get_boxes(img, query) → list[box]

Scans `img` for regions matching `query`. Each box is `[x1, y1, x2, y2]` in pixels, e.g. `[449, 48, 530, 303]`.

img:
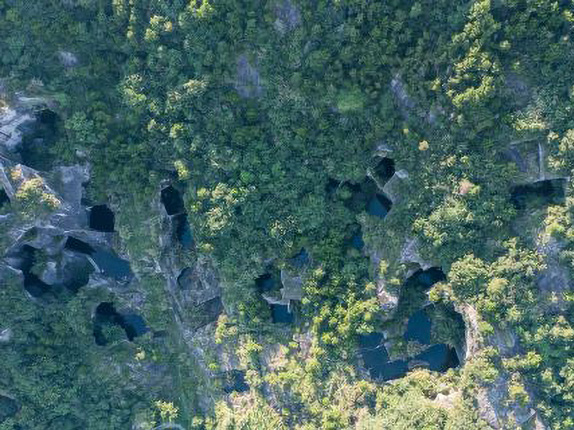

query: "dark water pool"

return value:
[271, 304, 294, 324]
[404, 309, 431, 345]
[161, 185, 185, 215]
[89, 205, 115, 232]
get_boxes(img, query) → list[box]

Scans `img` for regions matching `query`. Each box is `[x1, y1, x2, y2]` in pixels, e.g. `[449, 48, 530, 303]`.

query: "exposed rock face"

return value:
[381, 170, 408, 204]
[400, 238, 433, 271]
[235, 55, 263, 99]
[536, 235, 572, 311]
[0, 104, 34, 152]
[57, 51, 79, 68]
[390, 74, 416, 119]
[504, 139, 563, 184]
[0, 328, 12, 343]
[0, 95, 138, 301]
[454, 301, 546, 429]
[274, 0, 300, 34]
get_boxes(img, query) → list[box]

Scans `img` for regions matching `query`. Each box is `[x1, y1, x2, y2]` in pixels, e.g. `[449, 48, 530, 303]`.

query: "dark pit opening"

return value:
[404, 309, 431, 345]
[413, 344, 460, 372]
[65, 236, 131, 282]
[0, 395, 18, 421]
[367, 194, 393, 219]
[174, 214, 193, 250]
[290, 248, 310, 269]
[326, 178, 341, 196]
[61, 255, 94, 293]
[510, 178, 566, 209]
[396, 267, 446, 320]
[161, 185, 185, 215]
[348, 224, 365, 251]
[358, 333, 408, 381]
[345, 179, 393, 219]
[271, 304, 294, 324]
[177, 267, 193, 290]
[89, 205, 115, 232]
[64, 236, 94, 254]
[222, 370, 250, 393]
[0, 188, 9, 209]
[93, 302, 148, 346]
[190, 297, 224, 329]
[8, 245, 53, 298]
[410, 267, 446, 289]
[373, 157, 395, 184]
[19, 108, 60, 171]
[90, 249, 132, 282]
[256, 273, 276, 293]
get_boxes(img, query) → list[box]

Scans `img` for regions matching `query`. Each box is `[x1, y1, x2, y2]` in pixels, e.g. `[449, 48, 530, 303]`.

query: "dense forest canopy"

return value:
[1, 0, 574, 429]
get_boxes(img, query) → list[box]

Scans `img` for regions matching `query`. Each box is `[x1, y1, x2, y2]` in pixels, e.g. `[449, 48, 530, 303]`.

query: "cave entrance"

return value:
[510, 178, 566, 210]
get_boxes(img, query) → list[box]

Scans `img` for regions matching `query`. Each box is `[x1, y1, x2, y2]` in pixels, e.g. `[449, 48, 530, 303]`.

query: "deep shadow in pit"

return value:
[6, 245, 53, 298]
[222, 370, 250, 393]
[65, 236, 132, 282]
[413, 344, 460, 372]
[510, 178, 566, 210]
[0, 187, 9, 211]
[348, 224, 365, 251]
[395, 267, 446, 319]
[161, 185, 185, 215]
[348, 179, 393, 219]
[173, 214, 194, 250]
[271, 304, 295, 324]
[8, 243, 95, 297]
[89, 204, 115, 232]
[93, 302, 149, 346]
[372, 157, 395, 184]
[358, 333, 408, 381]
[18, 108, 60, 171]
[0, 395, 18, 422]
[188, 297, 224, 330]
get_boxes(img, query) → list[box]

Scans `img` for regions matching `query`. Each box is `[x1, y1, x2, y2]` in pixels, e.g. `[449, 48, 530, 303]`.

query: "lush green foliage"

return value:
[2, 0, 574, 428]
